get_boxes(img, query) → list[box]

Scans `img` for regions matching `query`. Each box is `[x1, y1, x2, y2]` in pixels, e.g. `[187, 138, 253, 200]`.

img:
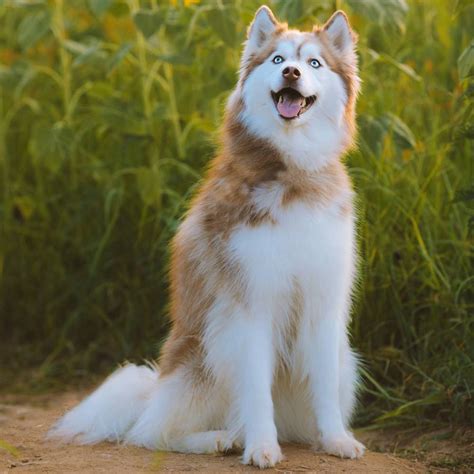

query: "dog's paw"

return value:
[320, 432, 365, 459]
[242, 441, 284, 468]
[216, 432, 242, 453]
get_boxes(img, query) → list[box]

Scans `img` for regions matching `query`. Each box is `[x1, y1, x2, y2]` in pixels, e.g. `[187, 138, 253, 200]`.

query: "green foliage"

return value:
[458, 41, 474, 79]
[0, 0, 472, 426]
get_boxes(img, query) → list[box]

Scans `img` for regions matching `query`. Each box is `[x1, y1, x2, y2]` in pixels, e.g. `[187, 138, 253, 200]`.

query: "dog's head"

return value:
[229, 6, 360, 169]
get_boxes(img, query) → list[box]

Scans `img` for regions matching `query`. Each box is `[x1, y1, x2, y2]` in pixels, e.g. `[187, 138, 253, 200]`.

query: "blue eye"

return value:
[272, 55, 284, 64]
[310, 58, 322, 69]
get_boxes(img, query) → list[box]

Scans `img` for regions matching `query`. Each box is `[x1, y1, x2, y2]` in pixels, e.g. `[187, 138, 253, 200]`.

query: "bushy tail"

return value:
[48, 363, 159, 444]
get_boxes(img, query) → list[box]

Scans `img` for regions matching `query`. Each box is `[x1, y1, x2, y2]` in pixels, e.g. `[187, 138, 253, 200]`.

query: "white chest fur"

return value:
[228, 200, 356, 313]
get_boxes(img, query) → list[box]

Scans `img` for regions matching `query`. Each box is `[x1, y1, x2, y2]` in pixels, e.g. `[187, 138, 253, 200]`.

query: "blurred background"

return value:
[0, 0, 472, 429]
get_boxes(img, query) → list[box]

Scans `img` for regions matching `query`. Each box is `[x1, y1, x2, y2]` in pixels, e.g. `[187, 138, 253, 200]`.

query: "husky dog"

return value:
[50, 6, 364, 468]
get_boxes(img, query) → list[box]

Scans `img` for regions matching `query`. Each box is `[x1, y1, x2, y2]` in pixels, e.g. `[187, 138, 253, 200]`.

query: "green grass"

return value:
[0, 0, 472, 427]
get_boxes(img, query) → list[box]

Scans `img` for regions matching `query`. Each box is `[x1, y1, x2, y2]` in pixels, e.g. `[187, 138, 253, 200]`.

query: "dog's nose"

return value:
[282, 66, 301, 82]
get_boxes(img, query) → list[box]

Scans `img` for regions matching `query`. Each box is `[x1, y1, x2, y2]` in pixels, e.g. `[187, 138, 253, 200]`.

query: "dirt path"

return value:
[0, 391, 450, 473]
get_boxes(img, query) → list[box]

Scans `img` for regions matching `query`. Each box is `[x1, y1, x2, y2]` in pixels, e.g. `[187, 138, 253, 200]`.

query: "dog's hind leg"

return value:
[125, 366, 225, 450]
[168, 430, 241, 454]
[124, 369, 186, 449]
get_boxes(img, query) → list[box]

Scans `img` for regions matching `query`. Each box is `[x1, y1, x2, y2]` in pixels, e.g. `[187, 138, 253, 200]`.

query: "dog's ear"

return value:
[322, 11, 357, 53]
[242, 6, 278, 60]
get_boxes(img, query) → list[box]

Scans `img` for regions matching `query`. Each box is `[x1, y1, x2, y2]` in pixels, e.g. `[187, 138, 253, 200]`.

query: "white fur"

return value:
[48, 364, 159, 444]
[204, 201, 363, 462]
[48, 7, 364, 469]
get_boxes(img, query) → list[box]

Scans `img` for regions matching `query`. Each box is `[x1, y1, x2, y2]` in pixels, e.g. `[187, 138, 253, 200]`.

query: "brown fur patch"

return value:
[280, 160, 352, 210]
[159, 231, 212, 376]
[196, 101, 286, 238]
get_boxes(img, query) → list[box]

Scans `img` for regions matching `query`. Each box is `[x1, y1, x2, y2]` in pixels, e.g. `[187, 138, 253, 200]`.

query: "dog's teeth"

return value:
[278, 95, 283, 104]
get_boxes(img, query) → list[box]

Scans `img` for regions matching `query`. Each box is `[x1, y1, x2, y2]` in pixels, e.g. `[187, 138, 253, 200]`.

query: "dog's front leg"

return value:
[208, 312, 283, 468]
[238, 320, 282, 468]
[302, 301, 365, 459]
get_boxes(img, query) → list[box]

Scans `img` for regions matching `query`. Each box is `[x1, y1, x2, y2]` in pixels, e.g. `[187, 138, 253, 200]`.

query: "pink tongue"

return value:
[277, 97, 301, 118]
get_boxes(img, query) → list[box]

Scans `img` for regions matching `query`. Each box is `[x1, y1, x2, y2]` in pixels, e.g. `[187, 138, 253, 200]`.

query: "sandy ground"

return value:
[0, 392, 470, 473]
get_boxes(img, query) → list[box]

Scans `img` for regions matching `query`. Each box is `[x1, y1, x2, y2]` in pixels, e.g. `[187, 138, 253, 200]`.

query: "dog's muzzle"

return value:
[271, 87, 317, 120]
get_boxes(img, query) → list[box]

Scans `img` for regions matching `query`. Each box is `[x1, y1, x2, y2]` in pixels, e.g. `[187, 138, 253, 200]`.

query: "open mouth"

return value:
[271, 87, 316, 120]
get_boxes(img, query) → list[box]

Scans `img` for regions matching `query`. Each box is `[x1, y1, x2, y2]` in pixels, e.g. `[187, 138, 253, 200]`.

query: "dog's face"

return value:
[251, 36, 324, 123]
[230, 6, 360, 168]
